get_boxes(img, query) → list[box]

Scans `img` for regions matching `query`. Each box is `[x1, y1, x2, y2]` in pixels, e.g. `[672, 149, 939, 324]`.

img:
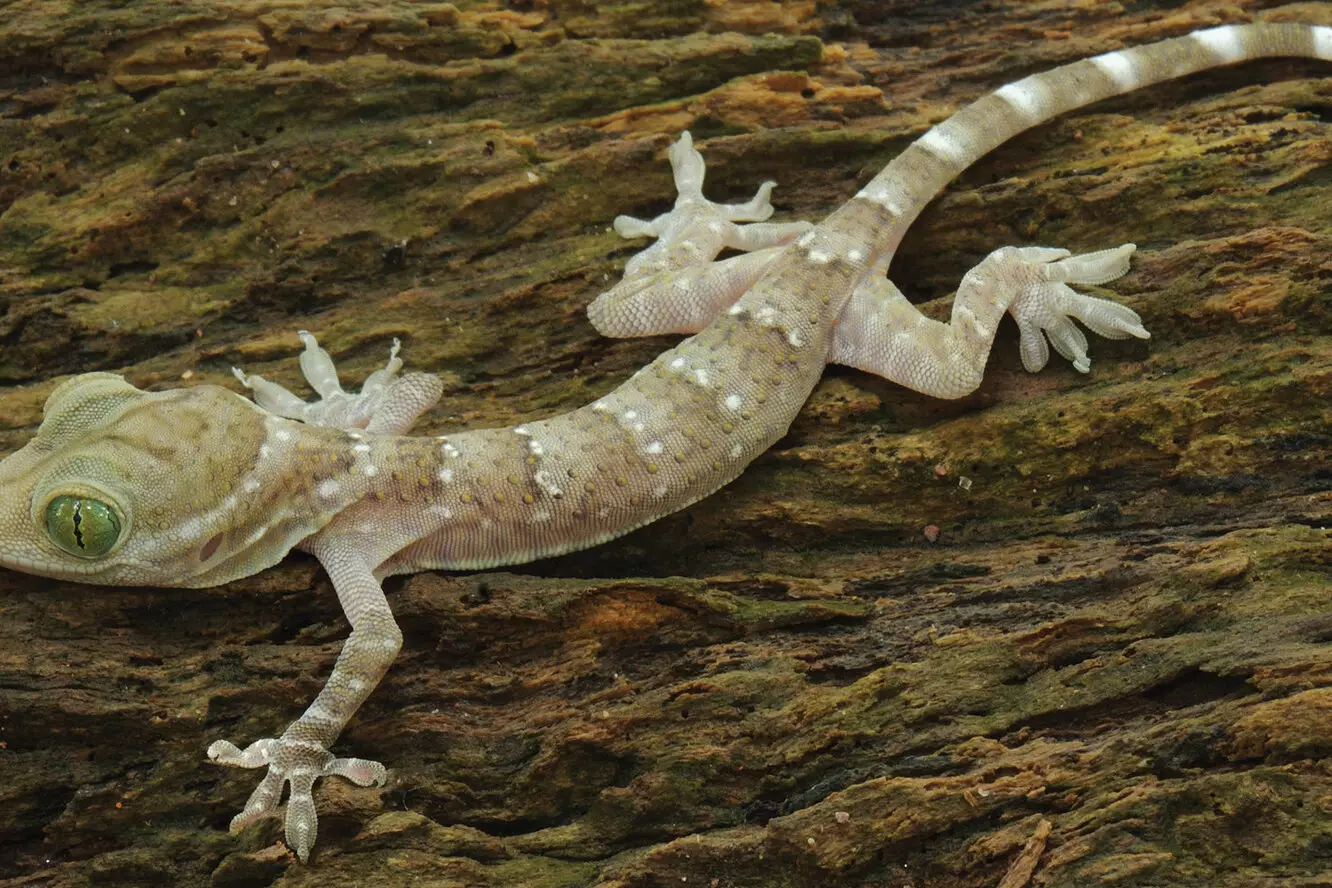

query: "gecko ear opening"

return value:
[200, 532, 224, 563]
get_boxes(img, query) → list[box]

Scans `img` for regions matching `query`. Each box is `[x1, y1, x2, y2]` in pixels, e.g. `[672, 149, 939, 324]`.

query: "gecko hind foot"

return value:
[1008, 243, 1148, 373]
[232, 332, 443, 434]
[208, 735, 387, 862]
[831, 242, 1147, 399]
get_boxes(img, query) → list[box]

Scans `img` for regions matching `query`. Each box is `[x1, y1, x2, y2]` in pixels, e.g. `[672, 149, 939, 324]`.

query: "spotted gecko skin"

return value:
[0, 22, 1326, 862]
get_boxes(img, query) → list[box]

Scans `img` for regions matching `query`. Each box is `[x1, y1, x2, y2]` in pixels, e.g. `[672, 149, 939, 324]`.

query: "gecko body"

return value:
[0, 22, 1327, 861]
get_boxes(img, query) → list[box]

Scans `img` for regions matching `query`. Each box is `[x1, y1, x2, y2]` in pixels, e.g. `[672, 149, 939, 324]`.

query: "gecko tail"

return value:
[835, 24, 1332, 256]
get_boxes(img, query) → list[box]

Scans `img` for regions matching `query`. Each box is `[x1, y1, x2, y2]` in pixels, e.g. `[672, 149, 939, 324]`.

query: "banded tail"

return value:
[831, 22, 1332, 253]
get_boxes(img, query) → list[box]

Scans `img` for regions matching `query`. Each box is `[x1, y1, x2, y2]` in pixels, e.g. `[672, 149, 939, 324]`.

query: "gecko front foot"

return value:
[1007, 243, 1148, 373]
[232, 331, 443, 434]
[588, 131, 812, 337]
[208, 734, 387, 861]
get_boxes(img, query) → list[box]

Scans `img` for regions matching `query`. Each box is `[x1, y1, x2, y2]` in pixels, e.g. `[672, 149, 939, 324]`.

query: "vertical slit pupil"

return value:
[72, 502, 86, 549]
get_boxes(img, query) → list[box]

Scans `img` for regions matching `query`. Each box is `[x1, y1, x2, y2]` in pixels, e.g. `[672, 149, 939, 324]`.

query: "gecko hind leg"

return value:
[232, 332, 443, 434]
[832, 243, 1146, 399]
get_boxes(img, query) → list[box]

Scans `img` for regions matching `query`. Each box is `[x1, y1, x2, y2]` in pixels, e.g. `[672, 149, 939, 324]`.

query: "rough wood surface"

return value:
[1, 2, 1330, 886]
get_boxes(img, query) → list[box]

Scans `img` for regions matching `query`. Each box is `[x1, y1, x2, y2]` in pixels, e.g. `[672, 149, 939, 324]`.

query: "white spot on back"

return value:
[847, 248, 865, 262]
[513, 426, 531, 436]
[653, 484, 667, 499]
[670, 356, 686, 368]
[1192, 25, 1245, 63]
[243, 478, 261, 493]
[1090, 49, 1139, 90]
[442, 442, 460, 458]
[730, 444, 743, 459]
[808, 249, 831, 264]
[725, 394, 742, 410]
[317, 479, 341, 499]
[438, 468, 454, 483]
[528, 439, 545, 456]
[646, 441, 663, 454]
[534, 470, 563, 498]
[727, 303, 746, 316]
[364, 464, 379, 477]
[694, 368, 710, 387]
[352, 443, 371, 453]
[274, 429, 292, 442]
[788, 329, 805, 348]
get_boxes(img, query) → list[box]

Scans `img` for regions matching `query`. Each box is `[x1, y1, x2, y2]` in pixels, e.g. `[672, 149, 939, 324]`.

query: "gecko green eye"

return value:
[44, 495, 121, 558]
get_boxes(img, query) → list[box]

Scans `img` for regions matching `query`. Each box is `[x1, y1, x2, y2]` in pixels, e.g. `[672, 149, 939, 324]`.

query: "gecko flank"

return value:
[0, 22, 1326, 862]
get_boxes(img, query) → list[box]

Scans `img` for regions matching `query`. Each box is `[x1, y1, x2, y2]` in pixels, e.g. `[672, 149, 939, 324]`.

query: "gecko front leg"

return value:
[208, 535, 402, 861]
[212, 335, 448, 860]
[233, 332, 443, 434]
[588, 131, 812, 337]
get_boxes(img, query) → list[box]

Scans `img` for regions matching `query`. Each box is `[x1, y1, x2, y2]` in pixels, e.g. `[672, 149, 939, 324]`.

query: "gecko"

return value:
[0, 22, 1326, 862]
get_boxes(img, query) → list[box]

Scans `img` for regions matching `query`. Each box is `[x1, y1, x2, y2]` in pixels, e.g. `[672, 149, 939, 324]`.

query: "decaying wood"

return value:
[0, 2, 1329, 886]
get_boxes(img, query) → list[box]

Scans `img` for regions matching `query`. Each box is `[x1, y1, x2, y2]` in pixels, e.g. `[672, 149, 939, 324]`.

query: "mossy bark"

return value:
[1, 2, 1330, 886]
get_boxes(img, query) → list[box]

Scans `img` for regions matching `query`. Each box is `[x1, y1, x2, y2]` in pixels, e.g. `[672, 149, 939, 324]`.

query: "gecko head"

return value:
[0, 373, 313, 589]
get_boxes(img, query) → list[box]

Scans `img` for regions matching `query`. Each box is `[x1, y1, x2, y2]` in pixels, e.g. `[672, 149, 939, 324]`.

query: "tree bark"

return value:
[1, 2, 1330, 886]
